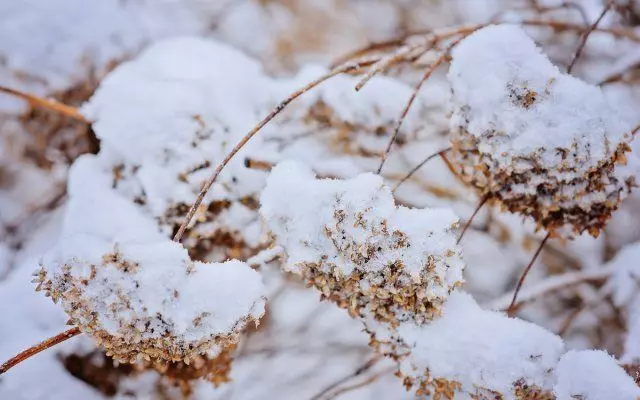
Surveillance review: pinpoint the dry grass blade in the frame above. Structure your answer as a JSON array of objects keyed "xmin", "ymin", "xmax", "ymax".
[
  {"xmin": 392, "ymin": 147, "xmax": 451, "ymax": 191},
  {"xmin": 457, "ymin": 194, "xmax": 490, "ymax": 245},
  {"xmin": 567, "ymin": 1, "xmax": 613, "ymax": 74},
  {"xmin": 507, "ymin": 233, "xmax": 551, "ymax": 317},
  {"xmin": 0, "ymin": 327, "xmax": 81, "ymax": 375},
  {"xmin": 172, "ymin": 60, "xmax": 377, "ymax": 242},
  {"xmin": 0, "ymin": 85, "xmax": 89, "ymax": 123}
]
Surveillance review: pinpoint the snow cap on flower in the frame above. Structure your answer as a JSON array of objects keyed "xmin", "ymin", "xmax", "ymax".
[
  {"xmin": 260, "ymin": 160, "xmax": 464, "ymax": 327},
  {"xmin": 36, "ymin": 235, "xmax": 266, "ymax": 369}
]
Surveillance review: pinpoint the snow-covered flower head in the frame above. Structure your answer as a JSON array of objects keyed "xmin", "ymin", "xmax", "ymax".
[
  {"xmin": 448, "ymin": 24, "xmax": 635, "ymax": 238},
  {"xmin": 35, "ymin": 236, "xmax": 265, "ymax": 368},
  {"xmin": 260, "ymin": 161, "xmax": 464, "ymax": 327}
]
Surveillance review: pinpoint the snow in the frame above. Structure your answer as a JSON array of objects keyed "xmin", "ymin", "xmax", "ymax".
[
  {"xmin": 449, "ymin": 23, "xmax": 631, "ymax": 174},
  {"xmin": 261, "ymin": 160, "xmax": 462, "ymax": 280},
  {"xmin": 554, "ymin": 350, "xmax": 640, "ymax": 400},
  {"xmin": 2, "ymin": 3, "xmax": 640, "ymax": 399}
]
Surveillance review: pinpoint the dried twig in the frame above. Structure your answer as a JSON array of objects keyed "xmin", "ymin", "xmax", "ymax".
[
  {"xmin": 457, "ymin": 194, "xmax": 490, "ymax": 245},
  {"xmin": 567, "ymin": 1, "xmax": 613, "ymax": 74},
  {"xmin": 0, "ymin": 85, "xmax": 89, "ymax": 123},
  {"xmin": 0, "ymin": 327, "xmax": 81, "ymax": 375},
  {"xmin": 172, "ymin": 60, "xmax": 377, "ymax": 242},
  {"xmin": 392, "ymin": 147, "xmax": 452, "ymax": 191},
  {"xmin": 507, "ymin": 233, "xmax": 551, "ymax": 316}
]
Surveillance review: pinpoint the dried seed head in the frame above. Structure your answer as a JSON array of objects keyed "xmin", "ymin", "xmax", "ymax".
[
  {"xmin": 35, "ymin": 237, "xmax": 266, "ymax": 370},
  {"xmin": 260, "ymin": 161, "xmax": 464, "ymax": 328},
  {"xmin": 447, "ymin": 25, "xmax": 635, "ymax": 238}
]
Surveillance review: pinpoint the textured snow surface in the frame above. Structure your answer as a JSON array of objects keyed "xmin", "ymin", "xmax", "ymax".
[
  {"xmin": 392, "ymin": 290, "xmax": 565, "ymax": 397},
  {"xmin": 82, "ymin": 37, "xmax": 269, "ymax": 220},
  {"xmin": 555, "ymin": 350, "xmax": 640, "ymax": 400},
  {"xmin": 260, "ymin": 160, "xmax": 463, "ymax": 281}
]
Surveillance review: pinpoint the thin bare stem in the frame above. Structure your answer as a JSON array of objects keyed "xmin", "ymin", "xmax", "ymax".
[
  {"xmin": 567, "ymin": 1, "xmax": 613, "ymax": 74},
  {"xmin": 393, "ymin": 147, "xmax": 452, "ymax": 191},
  {"xmin": 457, "ymin": 194, "xmax": 490, "ymax": 245},
  {"xmin": 507, "ymin": 233, "xmax": 551, "ymax": 317},
  {"xmin": 0, "ymin": 86, "xmax": 89, "ymax": 123},
  {"xmin": 173, "ymin": 61, "xmax": 375, "ymax": 242},
  {"xmin": 377, "ymin": 35, "xmax": 468, "ymax": 174},
  {"xmin": 0, "ymin": 327, "xmax": 81, "ymax": 375},
  {"xmin": 323, "ymin": 366, "xmax": 396, "ymax": 400},
  {"xmin": 310, "ymin": 356, "xmax": 381, "ymax": 400}
]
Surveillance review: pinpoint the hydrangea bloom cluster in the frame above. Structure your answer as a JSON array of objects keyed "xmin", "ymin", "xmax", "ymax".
[
  {"xmin": 260, "ymin": 161, "xmax": 464, "ymax": 327},
  {"xmin": 448, "ymin": 25, "xmax": 635, "ymax": 238}
]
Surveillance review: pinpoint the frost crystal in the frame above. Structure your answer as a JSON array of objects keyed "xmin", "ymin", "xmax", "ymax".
[
  {"xmin": 260, "ymin": 161, "xmax": 463, "ymax": 327},
  {"xmin": 448, "ymin": 24, "xmax": 635, "ymax": 237}
]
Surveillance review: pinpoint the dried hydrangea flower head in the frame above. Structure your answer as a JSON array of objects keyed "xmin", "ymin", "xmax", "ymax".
[
  {"xmin": 368, "ymin": 291, "xmax": 565, "ymax": 399},
  {"xmin": 82, "ymin": 38, "xmax": 272, "ymax": 261},
  {"xmin": 260, "ymin": 161, "xmax": 464, "ymax": 327},
  {"xmin": 35, "ymin": 235, "xmax": 266, "ymax": 383},
  {"xmin": 448, "ymin": 24, "xmax": 635, "ymax": 238}
]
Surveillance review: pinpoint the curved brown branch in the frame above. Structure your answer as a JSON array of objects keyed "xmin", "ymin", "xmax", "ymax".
[
  {"xmin": 0, "ymin": 86, "xmax": 89, "ymax": 123},
  {"xmin": 172, "ymin": 61, "xmax": 376, "ymax": 242},
  {"xmin": 507, "ymin": 233, "xmax": 551, "ymax": 317},
  {"xmin": 0, "ymin": 327, "xmax": 81, "ymax": 375},
  {"xmin": 567, "ymin": 1, "xmax": 613, "ymax": 74}
]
